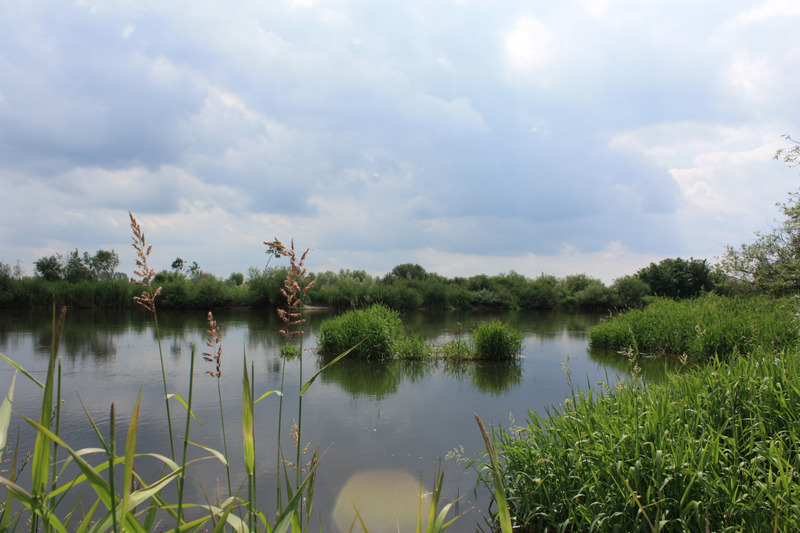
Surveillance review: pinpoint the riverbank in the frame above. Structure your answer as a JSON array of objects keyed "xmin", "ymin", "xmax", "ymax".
[{"xmin": 487, "ymin": 295, "xmax": 800, "ymax": 531}]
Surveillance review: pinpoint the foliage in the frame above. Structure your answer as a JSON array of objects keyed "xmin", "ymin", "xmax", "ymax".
[
  {"xmin": 389, "ymin": 263, "xmax": 428, "ymax": 281},
  {"xmin": 612, "ymin": 274, "xmax": 651, "ymax": 308},
  {"xmin": 394, "ymin": 333, "xmax": 434, "ymax": 360},
  {"xmin": 518, "ymin": 274, "xmax": 562, "ymax": 310},
  {"xmin": 317, "ymin": 304, "xmax": 405, "ymax": 359},
  {"xmin": 588, "ymin": 295, "xmax": 800, "ymax": 362},
  {"xmin": 489, "ymin": 347, "xmax": 800, "ymax": 531},
  {"xmin": 719, "ymin": 189, "xmax": 800, "ymax": 295},
  {"xmin": 636, "ymin": 257, "xmax": 714, "ymax": 298},
  {"xmin": 34, "ymin": 255, "xmax": 64, "ymax": 281},
  {"xmin": 441, "ymin": 338, "xmax": 473, "ymax": 360},
  {"xmin": 471, "ymin": 320, "xmax": 524, "ymax": 360}
]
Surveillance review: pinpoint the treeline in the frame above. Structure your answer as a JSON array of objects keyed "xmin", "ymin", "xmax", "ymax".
[{"xmin": 0, "ymin": 252, "xmax": 724, "ymax": 310}]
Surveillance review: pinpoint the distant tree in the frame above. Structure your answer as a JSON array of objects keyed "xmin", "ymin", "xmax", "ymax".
[
  {"xmin": 467, "ymin": 274, "xmax": 491, "ymax": 291},
  {"xmin": 171, "ymin": 257, "xmax": 185, "ymax": 273},
  {"xmin": 92, "ymin": 250, "xmax": 119, "ymax": 280},
  {"xmin": 563, "ymin": 274, "xmax": 600, "ymax": 295},
  {"xmin": 35, "ymin": 255, "xmax": 64, "ymax": 281},
  {"xmin": 719, "ymin": 190, "xmax": 800, "ymax": 295},
  {"xmin": 718, "ymin": 136, "xmax": 800, "ymax": 295},
  {"xmin": 188, "ymin": 261, "xmax": 202, "ymax": 281},
  {"xmin": 390, "ymin": 263, "xmax": 427, "ymax": 281},
  {"xmin": 227, "ymin": 272, "xmax": 244, "ymax": 286},
  {"xmin": 64, "ymin": 249, "xmax": 96, "ymax": 282},
  {"xmin": 612, "ymin": 275, "xmax": 651, "ymax": 308},
  {"xmin": 636, "ymin": 258, "xmax": 713, "ymax": 298}
]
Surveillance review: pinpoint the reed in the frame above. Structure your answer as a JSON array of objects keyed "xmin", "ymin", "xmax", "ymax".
[
  {"xmin": 470, "ymin": 320, "xmax": 523, "ymax": 360},
  {"xmin": 486, "ymin": 346, "xmax": 800, "ymax": 531},
  {"xmin": 589, "ymin": 294, "xmax": 800, "ymax": 361}
]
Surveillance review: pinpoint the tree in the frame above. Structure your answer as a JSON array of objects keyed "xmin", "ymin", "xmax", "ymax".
[
  {"xmin": 390, "ymin": 263, "xmax": 427, "ymax": 281},
  {"xmin": 188, "ymin": 261, "xmax": 202, "ymax": 281},
  {"xmin": 612, "ymin": 275, "xmax": 651, "ymax": 308},
  {"xmin": 92, "ymin": 250, "xmax": 119, "ymax": 280},
  {"xmin": 172, "ymin": 257, "xmax": 185, "ymax": 273},
  {"xmin": 718, "ymin": 136, "xmax": 800, "ymax": 295},
  {"xmin": 719, "ymin": 190, "xmax": 800, "ymax": 295},
  {"xmin": 636, "ymin": 258, "xmax": 713, "ymax": 298},
  {"xmin": 35, "ymin": 255, "xmax": 64, "ymax": 281},
  {"xmin": 64, "ymin": 249, "xmax": 96, "ymax": 283},
  {"xmin": 227, "ymin": 272, "xmax": 244, "ymax": 286}
]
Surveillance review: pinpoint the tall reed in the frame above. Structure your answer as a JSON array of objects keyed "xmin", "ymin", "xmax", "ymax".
[{"xmin": 129, "ymin": 212, "xmax": 174, "ymax": 460}]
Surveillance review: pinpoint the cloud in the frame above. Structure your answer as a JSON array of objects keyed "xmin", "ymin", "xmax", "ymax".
[{"xmin": 1, "ymin": 0, "xmax": 799, "ymax": 284}]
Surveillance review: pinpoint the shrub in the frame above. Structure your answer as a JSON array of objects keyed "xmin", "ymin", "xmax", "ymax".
[
  {"xmin": 317, "ymin": 304, "xmax": 405, "ymax": 359},
  {"xmin": 471, "ymin": 320, "xmax": 524, "ymax": 360},
  {"xmin": 394, "ymin": 333, "xmax": 433, "ymax": 360},
  {"xmin": 441, "ymin": 338, "xmax": 473, "ymax": 359},
  {"xmin": 588, "ymin": 295, "xmax": 800, "ymax": 362}
]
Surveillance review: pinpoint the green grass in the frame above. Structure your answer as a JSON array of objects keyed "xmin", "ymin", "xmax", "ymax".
[
  {"xmin": 316, "ymin": 304, "xmax": 405, "ymax": 359},
  {"xmin": 489, "ymin": 347, "xmax": 800, "ymax": 531},
  {"xmin": 588, "ymin": 294, "xmax": 800, "ymax": 362},
  {"xmin": 471, "ymin": 320, "xmax": 524, "ymax": 360}
]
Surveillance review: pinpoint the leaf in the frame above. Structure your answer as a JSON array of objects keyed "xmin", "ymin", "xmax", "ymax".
[
  {"xmin": 242, "ymin": 358, "xmax": 255, "ymax": 476},
  {"xmin": 0, "ymin": 353, "xmax": 44, "ymax": 389},
  {"xmin": 0, "ymin": 373, "xmax": 16, "ymax": 461},
  {"xmin": 300, "ymin": 342, "xmax": 360, "ymax": 397},
  {"xmin": 167, "ymin": 393, "xmax": 203, "ymax": 424}
]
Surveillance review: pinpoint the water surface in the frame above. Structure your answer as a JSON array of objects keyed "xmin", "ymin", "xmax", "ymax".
[{"xmin": 0, "ymin": 307, "xmax": 662, "ymax": 531}]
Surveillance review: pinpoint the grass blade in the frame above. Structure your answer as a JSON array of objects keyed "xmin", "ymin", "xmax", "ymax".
[
  {"xmin": 0, "ymin": 373, "xmax": 16, "ymax": 461},
  {"xmin": 475, "ymin": 414, "xmax": 513, "ymax": 533}
]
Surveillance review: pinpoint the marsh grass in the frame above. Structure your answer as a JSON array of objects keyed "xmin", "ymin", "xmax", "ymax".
[
  {"xmin": 317, "ymin": 304, "xmax": 404, "ymax": 359},
  {"xmin": 487, "ymin": 348, "xmax": 800, "ymax": 531},
  {"xmin": 470, "ymin": 320, "xmax": 523, "ymax": 360},
  {"xmin": 588, "ymin": 294, "xmax": 800, "ymax": 361}
]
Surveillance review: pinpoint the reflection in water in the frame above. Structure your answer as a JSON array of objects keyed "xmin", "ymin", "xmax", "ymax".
[
  {"xmin": 587, "ymin": 347, "xmax": 682, "ymax": 383},
  {"xmin": 0, "ymin": 307, "xmax": 647, "ymax": 532},
  {"xmin": 332, "ymin": 469, "xmax": 429, "ymax": 533},
  {"xmin": 319, "ymin": 357, "xmax": 524, "ymax": 398},
  {"xmin": 442, "ymin": 360, "xmax": 523, "ymax": 396}
]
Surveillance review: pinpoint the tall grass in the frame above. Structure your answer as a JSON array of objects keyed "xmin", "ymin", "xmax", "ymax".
[
  {"xmin": 487, "ymin": 348, "xmax": 800, "ymax": 531},
  {"xmin": 470, "ymin": 320, "xmax": 523, "ymax": 360},
  {"xmin": 588, "ymin": 294, "xmax": 800, "ymax": 361},
  {"xmin": 0, "ymin": 223, "xmax": 468, "ymax": 532},
  {"xmin": 317, "ymin": 304, "xmax": 405, "ymax": 359}
]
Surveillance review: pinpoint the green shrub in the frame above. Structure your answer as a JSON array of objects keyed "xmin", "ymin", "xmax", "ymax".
[
  {"xmin": 471, "ymin": 320, "xmax": 524, "ymax": 360},
  {"xmin": 588, "ymin": 295, "xmax": 800, "ymax": 361},
  {"xmin": 394, "ymin": 333, "xmax": 433, "ymax": 360},
  {"xmin": 316, "ymin": 304, "xmax": 405, "ymax": 359},
  {"xmin": 441, "ymin": 338, "xmax": 473, "ymax": 359}
]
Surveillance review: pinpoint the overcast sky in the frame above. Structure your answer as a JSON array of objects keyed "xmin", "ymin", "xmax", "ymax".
[{"xmin": 1, "ymin": 0, "xmax": 799, "ymax": 282}]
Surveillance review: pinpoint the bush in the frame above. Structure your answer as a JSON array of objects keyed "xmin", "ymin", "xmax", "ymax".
[
  {"xmin": 471, "ymin": 320, "xmax": 524, "ymax": 360},
  {"xmin": 441, "ymin": 338, "xmax": 473, "ymax": 359},
  {"xmin": 316, "ymin": 304, "xmax": 405, "ymax": 359},
  {"xmin": 394, "ymin": 333, "xmax": 433, "ymax": 360},
  {"xmin": 588, "ymin": 295, "xmax": 800, "ymax": 362}
]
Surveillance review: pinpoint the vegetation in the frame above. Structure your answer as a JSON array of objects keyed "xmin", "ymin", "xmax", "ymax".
[
  {"xmin": 487, "ymin": 345, "xmax": 800, "ymax": 532},
  {"xmin": 470, "ymin": 320, "xmax": 524, "ymax": 360},
  {"xmin": 317, "ymin": 304, "xmax": 405, "ymax": 359},
  {"xmin": 316, "ymin": 305, "xmax": 525, "ymax": 361},
  {"xmin": 588, "ymin": 295, "xmax": 800, "ymax": 362},
  {"xmin": 0, "ymin": 216, "xmax": 466, "ymax": 532}
]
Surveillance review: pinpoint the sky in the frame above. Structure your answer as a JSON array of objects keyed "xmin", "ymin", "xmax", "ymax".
[{"xmin": 1, "ymin": 0, "xmax": 799, "ymax": 283}]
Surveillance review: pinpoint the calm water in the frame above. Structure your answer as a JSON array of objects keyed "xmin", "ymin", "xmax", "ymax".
[{"xmin": 0, "ymin": 307, "xmax": 662, "ymax": 531}]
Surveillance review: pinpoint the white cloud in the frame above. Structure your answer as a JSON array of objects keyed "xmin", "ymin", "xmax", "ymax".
[{"xmin": 504, "ymin": 16, "xmax": 555, "ymax": 71}]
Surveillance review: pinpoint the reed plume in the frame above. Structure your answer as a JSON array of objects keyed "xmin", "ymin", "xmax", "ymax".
[
  {"xmin": 203, "ymin": 311, "xmax": 232, "ymax": 494},
  {"xmin": 129, "ymin": 211, "xmax": 175, "ymax": 460},
  {"xmin": 130, "ymin": 211, "xmax": 161, "ymax": 314}
]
